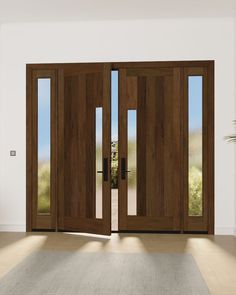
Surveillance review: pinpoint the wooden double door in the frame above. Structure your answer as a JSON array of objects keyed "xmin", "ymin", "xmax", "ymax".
[{"xmin": 27, "ymin": 61, "xmax": 214, "ymax": 235}]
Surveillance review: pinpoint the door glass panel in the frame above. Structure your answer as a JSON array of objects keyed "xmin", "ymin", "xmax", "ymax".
[
  {"xmin": 37, "ymin": 78, "xmax": 51, "ymax": 214},
  {"xmin": 127, "ymin": 110, "xmax": 137, "ymax": 216},
  {"xmin": 188, "ymin": 76, "xmax": 203, "ymax": 216},
  {"xmin": 111, "ymin": 71, "xmax": 118, "ymax": 230},
  {"xmin": 96, "ymin": 107, "xmax": 103, "ymax": 219}
]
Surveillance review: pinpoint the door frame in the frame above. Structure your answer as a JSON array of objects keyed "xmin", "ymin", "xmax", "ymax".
[{"xmin": 26, "ymin": 60, "xmax": 214, "ymax": 234}]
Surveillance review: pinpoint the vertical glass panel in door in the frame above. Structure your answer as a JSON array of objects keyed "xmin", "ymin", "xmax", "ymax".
[
  {"xmin": 188, "ymin": 76, "xmax": 203, "ymax": 216},
  {"xmin": 37, "ymin": 78, "xmax": 51, "ymax": 214},
  {"xmin": 111, "ymin": 71, "xmax": 118, "ymax": 230},
  {"xmin": 127, "ymin": 110, "xmax": 137, "ymax": 216},
  {"xmin": 96, "ymin": 107, "xmax": 103, "ymax": 219}
]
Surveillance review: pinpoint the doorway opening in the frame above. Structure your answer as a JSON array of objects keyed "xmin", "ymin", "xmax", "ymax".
[{"xmin": 111, "ymin": 71, "xmax": 118, "ymax": 231}]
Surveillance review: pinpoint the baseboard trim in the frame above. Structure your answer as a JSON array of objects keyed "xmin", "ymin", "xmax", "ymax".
[
  {"xmin": 215, "ymin": 227, "xmax": 235, "ymax": 235},
  {"xmin": 0, "ymin": 224, "xmax": 26, "ymax": 232}
]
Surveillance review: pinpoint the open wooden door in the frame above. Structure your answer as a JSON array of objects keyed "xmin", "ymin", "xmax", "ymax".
[
  {"xmin": 118, "ymin": 66, "xmax": 182, "ymax": 231},
  {"xmin": 57, "ymin": 63, "xmax": 111, "ymax": 235},
  {"xmin": 27, "ymin": 61, "xmax": 214, "ymax": 234}
]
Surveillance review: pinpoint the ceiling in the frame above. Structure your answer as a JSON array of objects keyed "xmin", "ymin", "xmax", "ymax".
[{"xmin": 0, "ymin": 0, "xmax": 236, "ymax": 23}]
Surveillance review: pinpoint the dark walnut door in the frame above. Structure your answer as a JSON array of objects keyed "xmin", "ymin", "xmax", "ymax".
[
  {"xmin": 118, "ymin": 67, "xmax": 182, "ymax": 231},
  {"xmin": 57, "ymin": 63, "xmax": 111, "ymax": 235}
]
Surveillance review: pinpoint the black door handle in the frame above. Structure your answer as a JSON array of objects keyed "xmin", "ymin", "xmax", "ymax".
[
  {"xmin": 121, "ymin": 158, "xmax": 130, "ymax": 180},
  {"xmin": 96, "ymin": 158, "xmax": 108, "ymax": 182},
  {"xmin": 103, "ymin": 158, "xmax": 108, "ymax": 181}
]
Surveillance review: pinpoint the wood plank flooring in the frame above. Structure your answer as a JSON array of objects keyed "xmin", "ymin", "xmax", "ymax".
[{"xmin": 0, "ymin": 232, "xmax": 235, "ymax": 295}]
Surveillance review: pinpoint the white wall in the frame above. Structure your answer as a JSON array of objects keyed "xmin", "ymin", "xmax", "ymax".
[
  {"xmin": 234, "ymin": 20, "xmax": 236, "ymax": 237},
  {"xmin": 0, "ymin": 18, "xmax": 235, "ymax": 234}
]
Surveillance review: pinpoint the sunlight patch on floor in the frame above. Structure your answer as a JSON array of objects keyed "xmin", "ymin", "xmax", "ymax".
[{"xmin": 0, "ymin": 235, "xmax": 48, "ymax": 278}]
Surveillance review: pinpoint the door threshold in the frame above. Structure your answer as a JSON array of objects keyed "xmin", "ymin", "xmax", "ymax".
[{"xmin": 112, "ymin": 230, "xmax": 182, "ymax": 234}]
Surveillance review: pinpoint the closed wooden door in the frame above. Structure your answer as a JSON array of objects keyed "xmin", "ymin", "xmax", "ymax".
[
  {"xmin": 118, "ymin": 67, "xmax": 182, "ymax": 231},
  {"xmin": 57, "ymin": 63, "xmax": 111, "ymax": 235}
]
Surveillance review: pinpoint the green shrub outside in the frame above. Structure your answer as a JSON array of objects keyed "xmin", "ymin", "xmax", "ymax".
[
  {"xmin": 38, "ymin": 163, "xmax": 50, "ymax": 214},
  {"xmin": 37, "ymin": 143, "xmax": 203, "ymax": 217},
  {"xmin": 189, "ymin": 166, "xmax": 202, "ymax": 216}
]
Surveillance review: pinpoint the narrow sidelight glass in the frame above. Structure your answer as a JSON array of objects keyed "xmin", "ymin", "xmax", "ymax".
[
  {"xmin": 188, "ymin": 76, "xmax": 203, "ymax": 216},
  {"xmin": 37, "ymin": 78, "xmax": 51, "ymax": 214},
  {"xmin": 96, "ymin": 107, "xmax": 103, "ymax": 219},
  {"xmin": 127, "ymin": 110, "xmax": 137, "ymax": 216}
]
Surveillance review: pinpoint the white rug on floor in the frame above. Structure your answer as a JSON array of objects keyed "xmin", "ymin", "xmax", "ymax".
[{"xmin": 0, "ymin": 252, "xmax": 210, "ymax": 295}]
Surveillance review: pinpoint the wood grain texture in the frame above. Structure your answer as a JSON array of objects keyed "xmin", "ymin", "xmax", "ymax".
[
  {"xmin": 118, "ymin": 69, "xmax": 128, "ymax": 230},
  {"xmin": 172, "ymin": 68, "xmax": 182, "ymax": 230},
  {"xmin": 146, "ymin": 76, "xmax": 161, "ymax": 217},
  {"xmin": 137, "ymin": 76, "xmax": 147, "ymax": 216},
  {"xmin": 26, "ymin": 61, "xmax": 214, "ymax": 72},
  {"xmin": 207, "ymin": 61, "xmax": 215, "ymax": 234},
  {"xmin": 26, "ymin": 66, "xmax": 33, "ymax": 232},
  {"xmin": 102, "ymin": 64, "xmax": 112, "ymax": 234},
  {"xmin": 126, "ymin": 76, "xmax": 137, "ymax": 109},
  {"xmin": 57, "ymin": 69, "xmax": 65, "ymax": 229},
  {"xmin": 26, "ymin": 60, "xmax": 214, "ymax": 234},
  {"xmin": 119, "ymin": 67, "xmax": 182, "ymax": 231},
  {"xmin": 85, "ymin": 73, "xmax": 96, "ymax": 218},
  {"xmin": 57, "ymin": 63, "xmax": 111, "ymax": 235}
]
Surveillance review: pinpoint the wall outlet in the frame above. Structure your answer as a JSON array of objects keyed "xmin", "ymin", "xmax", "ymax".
[{"xmin": 10, "ymin": 150, "xmax": 16, "ymax": 156}]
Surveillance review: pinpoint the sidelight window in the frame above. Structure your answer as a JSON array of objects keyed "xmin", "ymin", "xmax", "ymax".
[
  {"xmin": 37, "ymin": 78, "xmax": 51, "ymax": 214},
  {"xmin": 188, "ymin": 76, "xmax": 203, "ymax": 217}
]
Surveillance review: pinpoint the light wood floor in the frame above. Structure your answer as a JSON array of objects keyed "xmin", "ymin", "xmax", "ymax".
[{"xmin": 0, "ymin": 232, "xmax": 235, "ymax": 295}]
